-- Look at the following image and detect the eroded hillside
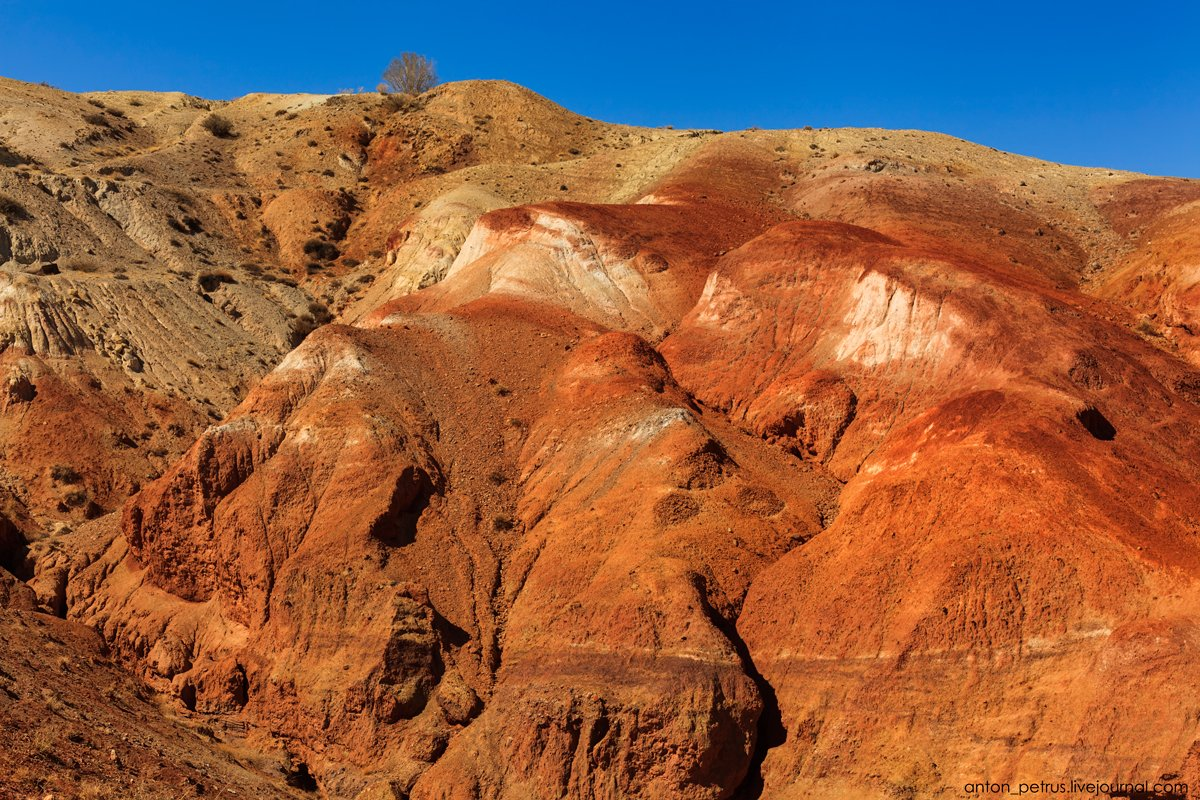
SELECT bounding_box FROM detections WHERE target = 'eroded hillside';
[3,76,1200,799]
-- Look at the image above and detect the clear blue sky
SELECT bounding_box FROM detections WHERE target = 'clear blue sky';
[2,0,1197,177]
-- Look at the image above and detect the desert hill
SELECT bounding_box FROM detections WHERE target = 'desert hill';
[2,76,1200,799]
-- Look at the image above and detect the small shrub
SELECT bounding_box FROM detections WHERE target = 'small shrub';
[50,464,81,484]
[197,271,236,292]
[61,258,101,273]
[200,114,235,138]
[302,238,340,261]
[41,688,69,715]
[491,514,515,531]
[1136,319,1163,338]
[290,314,322,344]
[382,94,413,114]
[169,215,204,234]
[81,112,110,127]
[33,725,58,752]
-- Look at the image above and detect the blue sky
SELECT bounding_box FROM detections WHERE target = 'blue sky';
[2,0,1197,177]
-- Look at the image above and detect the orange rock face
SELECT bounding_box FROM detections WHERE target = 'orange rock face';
[664,217,1200,797]
[4,78,1200,799]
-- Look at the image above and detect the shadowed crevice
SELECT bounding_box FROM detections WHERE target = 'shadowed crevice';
[1077,406,1116,441]
[690,574,786,799]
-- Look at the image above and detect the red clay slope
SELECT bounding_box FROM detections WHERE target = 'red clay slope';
[33,94,1200,799]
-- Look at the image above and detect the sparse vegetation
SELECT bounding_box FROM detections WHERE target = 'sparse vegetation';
[97,164,138,177]
[200,113,235,138]
[61,258,101,273]
[197,271,236,292]
[50,464,82,484]
[33,724,58,753]
[381,53,439,95]
[1136,318,1163,338]
[382,93,417,114]
[168,215,204,235]
[303,238,340,261]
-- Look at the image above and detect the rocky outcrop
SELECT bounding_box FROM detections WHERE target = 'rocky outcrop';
[341,185,507,321]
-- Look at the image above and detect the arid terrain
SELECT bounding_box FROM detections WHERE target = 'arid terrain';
[2,75,1200,799]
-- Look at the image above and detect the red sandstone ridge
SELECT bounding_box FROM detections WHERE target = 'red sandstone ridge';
[3,77,1200,799]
